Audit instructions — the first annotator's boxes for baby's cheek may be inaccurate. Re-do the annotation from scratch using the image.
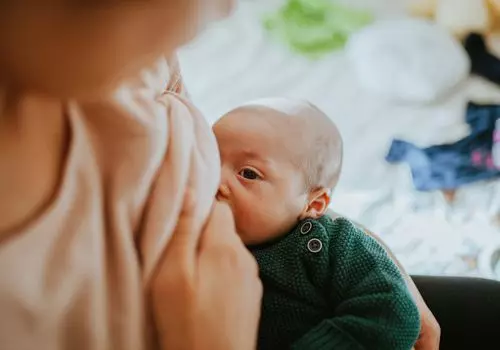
[232,200,273,244]
[233,201,259,236]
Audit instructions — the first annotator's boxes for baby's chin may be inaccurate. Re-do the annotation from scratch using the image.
[237,227,285,247]
[239,235,267,247]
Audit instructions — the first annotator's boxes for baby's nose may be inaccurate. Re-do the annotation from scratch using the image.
[216,183,231,202]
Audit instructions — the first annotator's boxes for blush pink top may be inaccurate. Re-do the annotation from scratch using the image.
[0,57,220,350]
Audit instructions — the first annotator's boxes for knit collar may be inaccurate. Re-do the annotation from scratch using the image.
[246,218,316,252]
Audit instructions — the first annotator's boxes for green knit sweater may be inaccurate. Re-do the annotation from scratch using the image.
[249,216,420,350]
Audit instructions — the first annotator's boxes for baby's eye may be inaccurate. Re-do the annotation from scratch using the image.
[239,168,261,180]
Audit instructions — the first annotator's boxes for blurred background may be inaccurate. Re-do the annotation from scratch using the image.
[178,0,500,279]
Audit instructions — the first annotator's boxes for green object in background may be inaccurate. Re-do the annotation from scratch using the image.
[263,0,373,58]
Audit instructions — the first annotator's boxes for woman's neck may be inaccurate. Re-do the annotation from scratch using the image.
[0,88,67,234]
[0,88,63,128]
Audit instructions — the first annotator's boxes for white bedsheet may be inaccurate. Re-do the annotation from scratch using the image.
[179,0,500,279]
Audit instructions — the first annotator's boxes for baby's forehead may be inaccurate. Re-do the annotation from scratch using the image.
[214,106,306,160]
[218,99,321,131]
[216,98,340,146]
[238,97,316,117]
[216,100,336,148]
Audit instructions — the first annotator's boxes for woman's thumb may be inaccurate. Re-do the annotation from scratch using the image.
[163,188,200,265]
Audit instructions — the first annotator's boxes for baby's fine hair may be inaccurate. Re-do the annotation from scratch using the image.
[296,101,343,192]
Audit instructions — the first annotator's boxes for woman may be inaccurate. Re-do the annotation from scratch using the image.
[0,1,260,349]
[0,0,443,349]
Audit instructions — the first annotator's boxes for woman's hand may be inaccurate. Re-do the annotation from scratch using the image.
[413,292,440,350]
[365,233,441,350]
[151,196,262,350]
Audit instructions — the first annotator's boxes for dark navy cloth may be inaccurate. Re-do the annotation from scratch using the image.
[464,33,500,86]
[386,102,500,191]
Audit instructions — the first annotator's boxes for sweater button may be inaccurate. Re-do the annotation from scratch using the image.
[300,221,313,235]
[307,238,323,253]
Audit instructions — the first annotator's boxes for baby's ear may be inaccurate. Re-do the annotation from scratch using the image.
[300,188,331,220]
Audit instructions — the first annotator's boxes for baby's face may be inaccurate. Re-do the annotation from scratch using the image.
[213,107,309,245]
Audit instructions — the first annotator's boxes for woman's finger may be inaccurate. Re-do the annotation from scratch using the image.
[414,307,440,350]
[198,201,260,285]
[199,201,238,244]
[161,188,200,274]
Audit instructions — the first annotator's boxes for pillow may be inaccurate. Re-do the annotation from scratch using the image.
[346,19,470,103]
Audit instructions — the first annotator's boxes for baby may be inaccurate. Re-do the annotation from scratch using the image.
[213,98,420,350]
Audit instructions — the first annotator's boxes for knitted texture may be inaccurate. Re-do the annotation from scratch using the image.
[249,216,420,350]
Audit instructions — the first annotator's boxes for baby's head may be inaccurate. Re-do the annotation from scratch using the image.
[213,98,342,245]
